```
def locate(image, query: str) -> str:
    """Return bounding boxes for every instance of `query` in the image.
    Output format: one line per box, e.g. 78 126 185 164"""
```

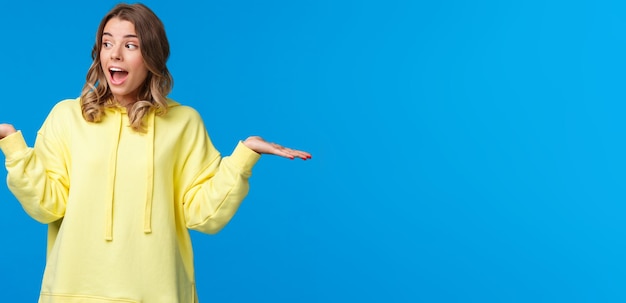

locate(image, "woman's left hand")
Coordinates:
243 136 312 160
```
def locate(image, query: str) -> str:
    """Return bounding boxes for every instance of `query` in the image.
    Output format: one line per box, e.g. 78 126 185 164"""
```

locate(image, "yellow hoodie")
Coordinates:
0 98 260 303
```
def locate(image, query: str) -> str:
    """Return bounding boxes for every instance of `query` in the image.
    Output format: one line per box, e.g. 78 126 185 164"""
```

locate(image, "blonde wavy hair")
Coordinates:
80 3 173 132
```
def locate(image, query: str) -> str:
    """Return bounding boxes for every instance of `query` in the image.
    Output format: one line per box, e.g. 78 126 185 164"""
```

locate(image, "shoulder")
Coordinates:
163 98 204 123
53 98 81 110
43 98 83 124
158 99 212 143
48 98 82 117
38 98 82 137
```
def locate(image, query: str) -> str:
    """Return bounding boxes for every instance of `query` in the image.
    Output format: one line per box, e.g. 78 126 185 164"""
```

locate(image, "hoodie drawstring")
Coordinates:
143 111 155 234
104 108 156 240
105 110 123 241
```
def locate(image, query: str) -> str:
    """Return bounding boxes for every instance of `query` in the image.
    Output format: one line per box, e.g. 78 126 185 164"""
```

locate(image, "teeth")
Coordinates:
110 68 123 72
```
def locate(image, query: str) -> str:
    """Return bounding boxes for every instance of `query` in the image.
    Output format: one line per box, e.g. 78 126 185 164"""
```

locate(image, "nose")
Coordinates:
110 45 122 61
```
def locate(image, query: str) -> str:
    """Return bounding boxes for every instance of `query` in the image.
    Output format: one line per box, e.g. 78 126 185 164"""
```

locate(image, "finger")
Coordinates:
281 148 312 160
296 150 312 159
275 149 297 159
281 147 311 158
295 152 312 160
267 143 311 160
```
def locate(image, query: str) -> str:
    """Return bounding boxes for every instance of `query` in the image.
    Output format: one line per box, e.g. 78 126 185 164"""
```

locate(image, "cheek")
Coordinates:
131 55 148 75
136 65 149 81
100 52 109 69
100 48 108 61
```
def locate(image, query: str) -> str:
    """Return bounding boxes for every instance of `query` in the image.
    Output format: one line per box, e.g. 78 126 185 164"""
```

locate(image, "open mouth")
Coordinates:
109 67 129 85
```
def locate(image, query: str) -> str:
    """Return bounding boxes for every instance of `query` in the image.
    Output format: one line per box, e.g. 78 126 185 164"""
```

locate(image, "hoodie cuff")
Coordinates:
0 131 28 160
229 141 261 174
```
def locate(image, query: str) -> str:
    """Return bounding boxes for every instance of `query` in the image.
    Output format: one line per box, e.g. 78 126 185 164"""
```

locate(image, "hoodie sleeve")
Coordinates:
180 113 260 234
0 109 70 224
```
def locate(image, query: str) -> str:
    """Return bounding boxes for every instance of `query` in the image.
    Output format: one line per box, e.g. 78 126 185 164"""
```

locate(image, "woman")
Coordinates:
0 3 310 303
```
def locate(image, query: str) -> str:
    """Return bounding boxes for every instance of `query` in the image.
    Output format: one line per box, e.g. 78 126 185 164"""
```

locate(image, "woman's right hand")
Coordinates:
0 124 16 140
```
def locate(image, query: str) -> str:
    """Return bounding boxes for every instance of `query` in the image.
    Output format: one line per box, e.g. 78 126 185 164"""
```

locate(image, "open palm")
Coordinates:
243 136 311 160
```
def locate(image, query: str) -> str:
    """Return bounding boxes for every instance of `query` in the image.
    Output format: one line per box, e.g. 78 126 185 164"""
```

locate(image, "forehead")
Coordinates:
102 17 137 37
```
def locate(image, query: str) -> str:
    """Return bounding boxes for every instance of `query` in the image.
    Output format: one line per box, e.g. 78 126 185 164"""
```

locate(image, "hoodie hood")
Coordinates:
103 99 180 241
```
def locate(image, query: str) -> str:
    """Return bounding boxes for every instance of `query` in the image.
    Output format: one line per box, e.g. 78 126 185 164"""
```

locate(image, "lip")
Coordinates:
108 66 128 86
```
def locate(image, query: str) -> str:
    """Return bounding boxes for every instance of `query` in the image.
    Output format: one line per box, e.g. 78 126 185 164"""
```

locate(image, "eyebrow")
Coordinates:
102 32 138 39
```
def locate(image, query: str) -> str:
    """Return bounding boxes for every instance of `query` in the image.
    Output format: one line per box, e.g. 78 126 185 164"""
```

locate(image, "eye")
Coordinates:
102 42 113 48
126 43 138 50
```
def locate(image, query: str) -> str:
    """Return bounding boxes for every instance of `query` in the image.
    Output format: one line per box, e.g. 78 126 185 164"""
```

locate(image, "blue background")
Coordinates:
1 0 625 302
